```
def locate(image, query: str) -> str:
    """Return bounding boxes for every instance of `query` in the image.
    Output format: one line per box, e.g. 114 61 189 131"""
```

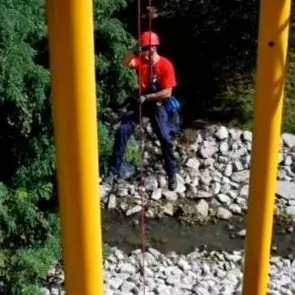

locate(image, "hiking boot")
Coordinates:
168 174 177 191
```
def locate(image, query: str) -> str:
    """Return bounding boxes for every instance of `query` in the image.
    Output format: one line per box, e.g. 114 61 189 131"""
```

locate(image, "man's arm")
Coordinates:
146 88 172 101
122 48 141 68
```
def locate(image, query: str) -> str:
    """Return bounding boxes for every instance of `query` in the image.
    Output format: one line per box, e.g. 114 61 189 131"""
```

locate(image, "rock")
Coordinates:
212 182 221 194
277 181 295 200
163 191 178 201
229 204 242 214
199 169 212 186
178 258 191 272
117 185 129 197
231 171 249 183
163 203 174 216
242 130 252 142
151 188 162 200
175 174 186 194
40 288 50 295
284 155 292 166
114 248 125 260
240 185 249 198
197 191 213 199
286 206 295 216
192 286 211 295
219 142 229 154
154 285 171 295
185 158 200 171
217 207 232 220
199 145 218 159
215 126 229 140
237 229 246 237
158 175 167 188
196 200 209 218
217 194 231 205
126 205 142 216
109 277 123 290
224 164 233 177
119 263 136 274
144 176 158 191
101 184 112 200
108 194 117 209
233 161 243 171
282 133 295 147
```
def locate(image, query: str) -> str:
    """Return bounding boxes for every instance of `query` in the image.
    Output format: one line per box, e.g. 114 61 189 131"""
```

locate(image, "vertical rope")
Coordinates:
138 2 154 294
137 0 146 294
148 1 153 85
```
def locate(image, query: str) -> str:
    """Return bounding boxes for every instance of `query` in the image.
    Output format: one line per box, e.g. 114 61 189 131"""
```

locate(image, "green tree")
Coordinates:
0 0 137 292
0 0 61 293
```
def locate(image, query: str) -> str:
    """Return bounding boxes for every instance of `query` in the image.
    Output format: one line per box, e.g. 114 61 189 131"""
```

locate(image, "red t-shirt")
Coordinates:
132 56 177 92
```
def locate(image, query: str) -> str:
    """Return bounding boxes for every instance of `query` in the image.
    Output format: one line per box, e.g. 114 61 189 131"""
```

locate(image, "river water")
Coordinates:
101 210 295 257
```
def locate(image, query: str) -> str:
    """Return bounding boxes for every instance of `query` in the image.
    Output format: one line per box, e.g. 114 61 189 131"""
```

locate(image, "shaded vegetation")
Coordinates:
0 0 294 293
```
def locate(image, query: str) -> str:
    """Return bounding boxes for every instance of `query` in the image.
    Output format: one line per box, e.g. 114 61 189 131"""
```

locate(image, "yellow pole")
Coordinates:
242 0 291 295
46 0 104 294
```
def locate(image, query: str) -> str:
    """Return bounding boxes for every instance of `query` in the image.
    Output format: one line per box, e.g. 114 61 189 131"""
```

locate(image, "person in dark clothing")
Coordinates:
105 31 179 191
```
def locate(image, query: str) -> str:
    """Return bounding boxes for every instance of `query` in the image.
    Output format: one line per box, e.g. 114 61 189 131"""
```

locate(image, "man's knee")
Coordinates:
114 121 136 148
116 122 133 137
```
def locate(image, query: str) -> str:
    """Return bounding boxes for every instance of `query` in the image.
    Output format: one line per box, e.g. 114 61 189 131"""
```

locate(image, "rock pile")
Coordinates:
43 247 295 295
101 120 295 221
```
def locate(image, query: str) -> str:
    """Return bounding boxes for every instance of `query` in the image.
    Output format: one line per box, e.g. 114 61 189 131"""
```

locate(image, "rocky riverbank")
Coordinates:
43 246 295 295
100 122 295 224
41 122 295 295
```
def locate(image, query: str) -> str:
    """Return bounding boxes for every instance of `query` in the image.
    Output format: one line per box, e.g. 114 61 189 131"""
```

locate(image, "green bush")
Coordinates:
0 0 136 292
1 0 295 293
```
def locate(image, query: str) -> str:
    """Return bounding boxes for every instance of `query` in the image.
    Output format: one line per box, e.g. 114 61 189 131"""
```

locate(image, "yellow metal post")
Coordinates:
242 0 291 295
46 0 104 294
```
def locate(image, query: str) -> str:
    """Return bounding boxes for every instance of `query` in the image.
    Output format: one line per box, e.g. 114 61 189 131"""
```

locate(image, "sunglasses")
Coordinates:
141 46 152 51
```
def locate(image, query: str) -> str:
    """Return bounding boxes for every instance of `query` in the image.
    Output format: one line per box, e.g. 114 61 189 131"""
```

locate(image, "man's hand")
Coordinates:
138 95 149 104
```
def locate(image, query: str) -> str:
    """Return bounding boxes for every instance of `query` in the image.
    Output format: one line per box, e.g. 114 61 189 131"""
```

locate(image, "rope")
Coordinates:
137 1 154 294
137 0 146 294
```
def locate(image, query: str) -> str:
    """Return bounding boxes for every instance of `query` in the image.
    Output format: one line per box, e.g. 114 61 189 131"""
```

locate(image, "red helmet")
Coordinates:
140 31 160 46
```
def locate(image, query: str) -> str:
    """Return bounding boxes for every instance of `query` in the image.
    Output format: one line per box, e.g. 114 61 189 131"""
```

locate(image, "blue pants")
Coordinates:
109 101 177 177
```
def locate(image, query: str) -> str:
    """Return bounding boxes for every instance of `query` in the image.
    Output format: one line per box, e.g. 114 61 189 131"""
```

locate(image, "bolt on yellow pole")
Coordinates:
46 0 104 294
242 0 291 295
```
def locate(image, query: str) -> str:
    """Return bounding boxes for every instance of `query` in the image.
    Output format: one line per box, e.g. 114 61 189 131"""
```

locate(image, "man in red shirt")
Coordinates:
106 31 179 191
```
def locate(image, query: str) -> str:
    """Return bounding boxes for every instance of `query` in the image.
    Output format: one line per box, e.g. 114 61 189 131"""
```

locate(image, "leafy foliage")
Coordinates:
1 0 295 293
0 0 60 293
0 0 137 292
94 0 138 109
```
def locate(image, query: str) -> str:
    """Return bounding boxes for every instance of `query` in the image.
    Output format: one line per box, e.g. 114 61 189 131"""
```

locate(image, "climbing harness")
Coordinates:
149 64 182 135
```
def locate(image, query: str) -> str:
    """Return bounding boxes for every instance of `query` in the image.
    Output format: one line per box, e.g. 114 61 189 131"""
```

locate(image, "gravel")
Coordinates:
43 247 295 295
42 121 295 294
100 122 295 222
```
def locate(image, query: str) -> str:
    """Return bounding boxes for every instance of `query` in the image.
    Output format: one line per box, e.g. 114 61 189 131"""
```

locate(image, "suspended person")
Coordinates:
105 31 181 191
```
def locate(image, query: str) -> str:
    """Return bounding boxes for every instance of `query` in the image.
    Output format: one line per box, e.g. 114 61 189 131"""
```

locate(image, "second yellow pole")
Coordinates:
242 0 291 294
47 0 104 294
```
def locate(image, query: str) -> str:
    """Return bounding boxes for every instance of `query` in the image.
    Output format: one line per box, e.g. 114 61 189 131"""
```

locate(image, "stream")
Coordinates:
101 210 295 257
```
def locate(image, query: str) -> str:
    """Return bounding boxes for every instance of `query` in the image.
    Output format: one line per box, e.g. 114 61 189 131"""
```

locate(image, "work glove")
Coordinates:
138 95 149 104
